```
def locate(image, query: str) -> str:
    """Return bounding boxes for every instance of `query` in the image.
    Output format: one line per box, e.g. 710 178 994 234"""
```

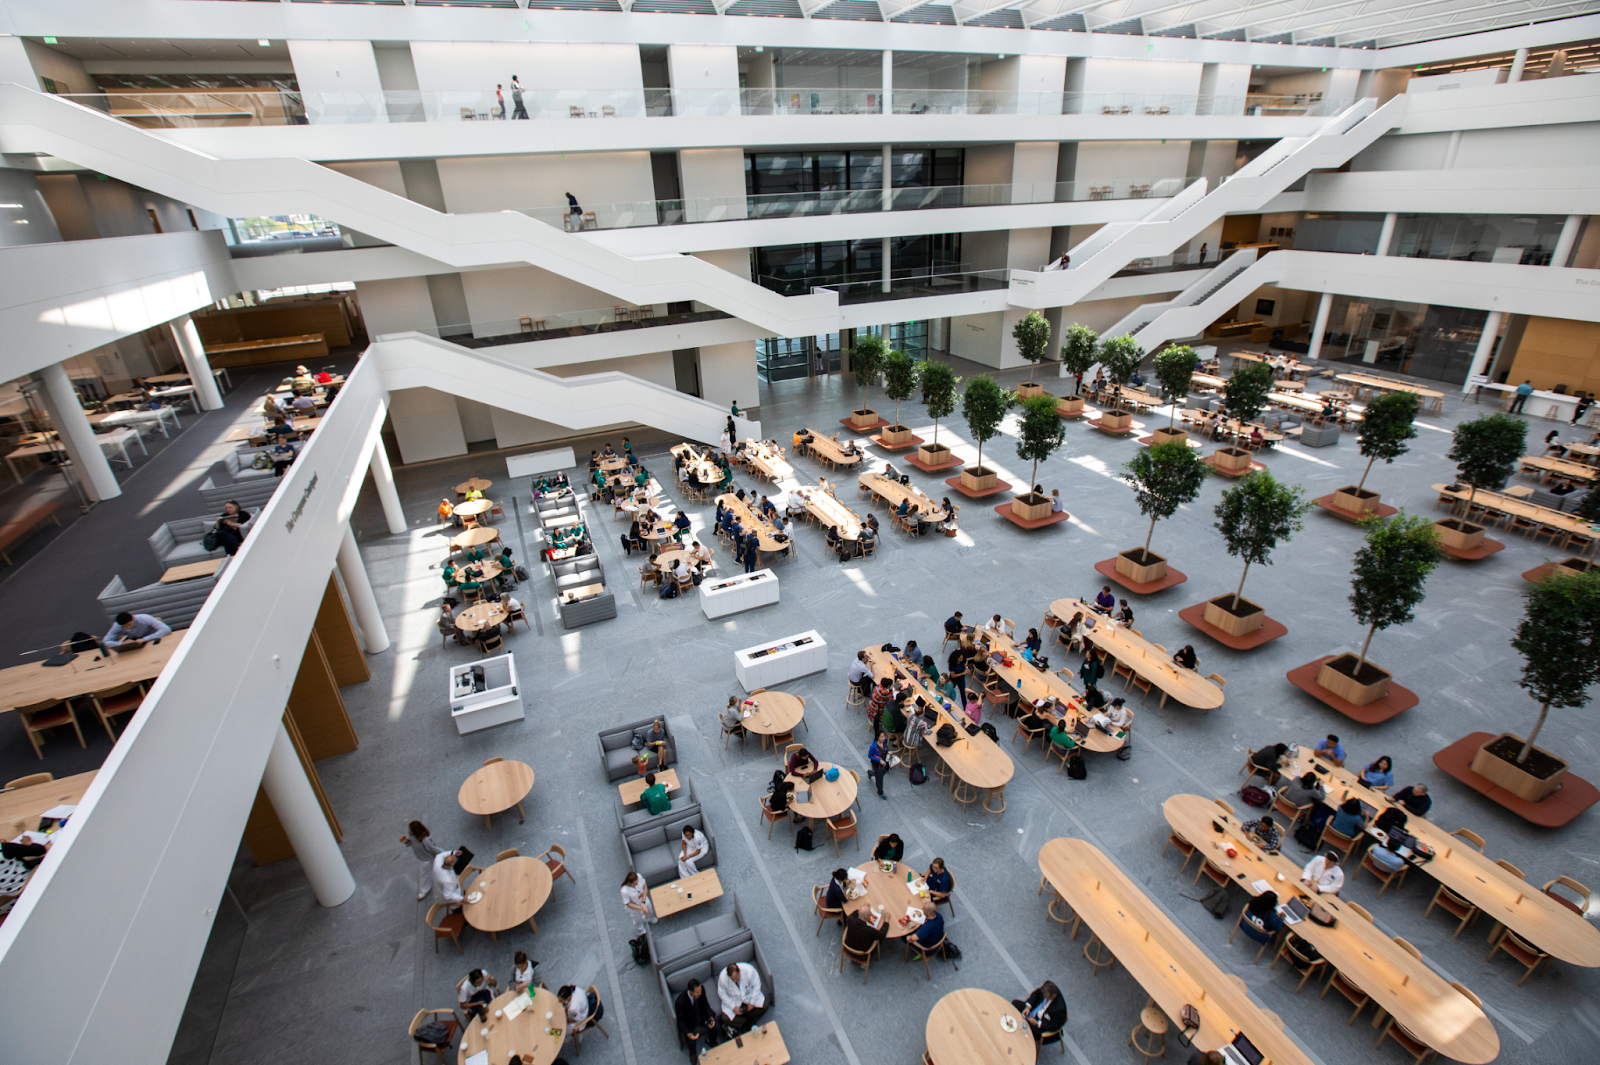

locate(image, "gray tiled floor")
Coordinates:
203 362 1599 1065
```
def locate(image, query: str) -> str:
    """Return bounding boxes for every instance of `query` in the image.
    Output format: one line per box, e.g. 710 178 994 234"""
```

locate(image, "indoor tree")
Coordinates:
918 360 960 448
1059 323 1099 395
881 349 918 430
1346 511 1442 679
1097 334 1144 411
1446 412 1527 513
961 375 1014 474
1213 470 1312 610
1509 569 1600 763
1153 345 1197 429
1016 393 1068 494
849 333 888 416
1012 311 1052 389
1122 440 1209 558
1352 391 1420 492
1222 361 1274 426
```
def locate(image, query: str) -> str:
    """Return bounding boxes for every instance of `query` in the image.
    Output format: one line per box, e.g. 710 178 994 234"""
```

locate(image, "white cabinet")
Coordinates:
449 653 524 735
734 630 827 692
700 569 779 619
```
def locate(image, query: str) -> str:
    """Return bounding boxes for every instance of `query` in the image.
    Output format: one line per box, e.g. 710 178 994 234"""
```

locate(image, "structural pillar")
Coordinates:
882 143 893 293
167 315 225 411
1442 130 1462 169
1551 214 1582 268
1464 310 1504 393
336 525 390 654
368 440 406 535
261 721 355 907
1509 48 1529 83
1307 292 1334 363
35 362 121 501
1375 212 1397 257
882 50 893 114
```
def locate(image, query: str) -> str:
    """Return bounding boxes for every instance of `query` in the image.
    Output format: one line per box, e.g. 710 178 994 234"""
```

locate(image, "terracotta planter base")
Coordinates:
1056 397 1086 419
1202 454 1264 478
1286 655 1419 724
1137 434 1204 450
906 445 963 473
1524 558 1596 583
1332 486 1382 515
1470 733 1568 803
994 504 1071 530
869 431 924 452
1178 602 1288 650
945 474 1011 499
1093 556 1188 595
1433 732 1600 827
1312 493 1399 523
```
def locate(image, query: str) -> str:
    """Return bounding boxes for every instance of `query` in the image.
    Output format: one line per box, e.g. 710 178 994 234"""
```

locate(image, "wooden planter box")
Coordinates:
1116 548 1167 584
1203 595 1265 636
1434 518 1485 551
1017 382 1045 399
880 424 915 446
1099 409 1133 431
961 466 999 491
1317 653 1391 707
1470 733 1569 803
1213 446 1253 471
1559 558 1595 575
917 443 954 467
849 408 880 429
1012 492 1052 521
1056 395 1084 416
1152 426 1188 446
1332 485 1381 514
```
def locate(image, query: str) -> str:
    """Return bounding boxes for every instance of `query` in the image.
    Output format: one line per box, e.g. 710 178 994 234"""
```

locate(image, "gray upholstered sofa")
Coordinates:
616 777 698 833
98 559 230 629
623 809 716 884
598 717 678 781
554 556 604 591
648 893 751 973
197 448 279 508
657 914 774 1039
1529 486 1590 512
148 516 249 568
1297 421 1341 448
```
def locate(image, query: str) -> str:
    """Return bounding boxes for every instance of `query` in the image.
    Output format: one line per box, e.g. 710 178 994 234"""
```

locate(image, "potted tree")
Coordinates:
1012 311 1052 398
1204 470 1311 637
1317 511 1441 706
1211 361 1274 473
913 360 961 471
1439 412 1525 554
877 349 919 447
1469 569 1600 801
1093 334 1143 433
1117 440 1208 584
1012 394 1067 520
1151 345 1196 446
1056 323 1098 417
1333 391 1418 515
957 375 1014 494
846 333 887 429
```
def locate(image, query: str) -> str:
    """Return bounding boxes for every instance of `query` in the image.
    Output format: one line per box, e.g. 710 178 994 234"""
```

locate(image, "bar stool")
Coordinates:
1046 894 1081 938
845 683 866 708
1129 1002 1169 1060
931 754 953 786
952 779 979 811
982 785 1006 821
1082 933 1116 975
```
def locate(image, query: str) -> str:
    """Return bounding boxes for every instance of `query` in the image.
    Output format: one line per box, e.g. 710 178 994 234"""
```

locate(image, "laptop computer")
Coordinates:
1219 1032 1264 1065
803 768 826 785
1072 720 1091 739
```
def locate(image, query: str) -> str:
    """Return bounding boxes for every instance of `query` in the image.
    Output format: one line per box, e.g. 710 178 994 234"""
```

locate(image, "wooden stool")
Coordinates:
1047 894 1082 938
845 684 866 707
1083 934 1116 975
983 785 1006 820
952 779 979 811
931 756 953 786
1129 1005 1169 1059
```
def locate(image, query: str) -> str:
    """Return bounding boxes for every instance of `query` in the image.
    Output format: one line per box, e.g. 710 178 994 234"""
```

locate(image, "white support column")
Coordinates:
1509 48 1529 83
1442 130 1462 169
882 143 893 293
337 525 390 654
260 721 355 907
1551 214 1582 268
1464 310 1504 393
35 362 121 501
882 50 893 114
167 315 224 411
1376 212 1397 257
369 440 406 536
1307 292 1334 363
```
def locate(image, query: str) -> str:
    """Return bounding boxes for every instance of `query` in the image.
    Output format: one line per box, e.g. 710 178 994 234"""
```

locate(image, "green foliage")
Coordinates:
1016 393 1068 489
849 333 888 412
1348 511 1442 670
1097 335 1144 388
1012 312 1053 379
1059 324 1099 393
1447 413 1527 508
881 349 918 428
961 375 1014 470
1212 470 1312 607
1153 346 1196 428
1574 486 1600 525
1355 392 1421 491
1123 440 1209 553
1222 362 1274 425
1511 569 1600 758
918 360 960 447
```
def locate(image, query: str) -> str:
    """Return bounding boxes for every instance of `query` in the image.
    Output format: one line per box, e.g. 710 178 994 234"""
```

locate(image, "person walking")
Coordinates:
401 820 442 901
1198 242 1208 264
495 83 505 119
565 191 582 231
868 730 890 800
1572 393 1594 426
1510 379 1534 414
621 871 656 936
511 75 529 119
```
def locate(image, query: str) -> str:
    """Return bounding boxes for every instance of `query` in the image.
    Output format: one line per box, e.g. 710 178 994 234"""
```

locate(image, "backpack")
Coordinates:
979 722 999 742
794 826 816 851
412 1020 451 1045
251 452 272 470
629 935 650 966
658 580 678 599
909 764 927 786
515 565 530 581
1066 755 1087 780
935 724 957 747
1293 821 1321 850
1240 785 1272 807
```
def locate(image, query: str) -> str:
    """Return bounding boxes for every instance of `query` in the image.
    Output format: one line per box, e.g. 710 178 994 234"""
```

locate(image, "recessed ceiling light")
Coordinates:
259 39 271 47
43 36 57 45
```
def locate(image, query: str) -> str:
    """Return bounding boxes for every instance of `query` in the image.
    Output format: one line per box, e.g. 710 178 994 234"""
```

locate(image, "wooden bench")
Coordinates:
0 501 62 565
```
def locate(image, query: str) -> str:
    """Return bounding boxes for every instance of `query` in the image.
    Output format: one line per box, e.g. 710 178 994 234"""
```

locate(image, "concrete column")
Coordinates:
336 525 390 654
1307 292 1334 363
1464 310 1504 393
261 721 355 907
1376 212 1397 257
35 362 121 501
1509 48 1529 83
882 50 893 114
368 440 406 535
1442 130 1462 169
882 143 892 294
1551 214 1582 268
167 315 225 411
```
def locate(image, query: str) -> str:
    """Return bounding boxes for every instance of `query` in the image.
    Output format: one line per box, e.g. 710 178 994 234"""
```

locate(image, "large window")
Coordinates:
1317 296 1488 385
745 148 963 195
1391 214 1570 265
756 323 928 382
753 235 962 295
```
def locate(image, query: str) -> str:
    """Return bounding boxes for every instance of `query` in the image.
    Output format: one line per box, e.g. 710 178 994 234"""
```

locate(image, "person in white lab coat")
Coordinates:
1301 851 1345 895
716 961 767 1034
431 847 466 905
678 825 710 878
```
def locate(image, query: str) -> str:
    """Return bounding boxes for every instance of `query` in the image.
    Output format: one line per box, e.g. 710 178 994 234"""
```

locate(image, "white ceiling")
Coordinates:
32 38 293 62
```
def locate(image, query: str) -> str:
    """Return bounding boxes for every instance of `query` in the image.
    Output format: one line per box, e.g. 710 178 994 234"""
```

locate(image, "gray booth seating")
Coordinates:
537 492 580 527
648 893 750 973
197 448 279 508
624 809 716 885
560 589 616 629
1529 486 1590 512
98 559 230 629
1297 421 1341 448
657 922 775 1042
598 718 679 781
554 556 604 591
148 516 252 568
616 778 698 833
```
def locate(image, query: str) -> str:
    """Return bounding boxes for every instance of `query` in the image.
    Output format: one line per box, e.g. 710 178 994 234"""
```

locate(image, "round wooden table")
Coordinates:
460 987 567 1065
458 759 534 829
455 477 492 495
456 601 509 633
741 691 805 750
453 557 503 583
450 527 501 552
454 498 493 518
926 988 1037 1065
653 548 693 572
843 860 926 939
463 855 554 936
598 455 629 472
788 761 857 822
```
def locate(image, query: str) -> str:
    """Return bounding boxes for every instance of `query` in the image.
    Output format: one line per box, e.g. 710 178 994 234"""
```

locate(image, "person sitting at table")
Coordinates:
881 461 898 481
1314 733 1347 767
211 500 251 556
625 519 646 554
1091 697 1131 734
1245 890 1285 935
677 824 710 879
1330 797 1367 838
675 978 721 1063
1248 743 1290 785
104 611 172 650
962 690 983 726
601 442 616 459
909 901 945 958
873 833 905 862
969 647 993 685
1301 850 1345 895
558 984 603 1032
264 416 298 443
671 509 691 537
924 857 954 906
1012 981 1066 1045
269 437 299 477
985 614 1013 637
1391 783 1431 817
902 703 936 759
944 611 969 637
1169 644 1199 671
1094 586 1115 613
758 494 777 519
1282 772 1326 809
1023 628 1043 657
843 906 889 964
1249 426 1266 449
895 498 912 525
762 768 795 817
1373 803 1408 837
926 670 955 705
1078 647 1105 691
508 950 537 995
637 771 673 815
457 566 484 601
1544 430 1565 456
786 746 820 779
1360 755 1395 790
718 961 767 1035
1058 610 1086 650
290 367 316 396
290 393 316 416
1243 814 1281 852
1552 477 1578 496
1115 599 1135 625
437 605 469 646
431 847 468 906
457 969 498 1022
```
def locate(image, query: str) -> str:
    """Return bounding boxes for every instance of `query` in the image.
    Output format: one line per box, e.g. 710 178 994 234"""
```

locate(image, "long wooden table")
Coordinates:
0 633 185 714
1281 746 1600 967
806 433 865 469
859 647 1014 792
859 472 940 516
1270 390 1366 423
1432 484 1596 549
741 440 795 483
925 988 1036 1065
1040 837 1312 1065
795 486 863 540
1335 373 1445 412
716 493 788 563
1050 599 1224 710
1163 795 1499 1064
980 632 1123 753
1520 454 1598 482
0 770 95 836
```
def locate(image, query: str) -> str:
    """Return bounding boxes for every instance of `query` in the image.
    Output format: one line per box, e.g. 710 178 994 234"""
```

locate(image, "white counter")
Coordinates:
449 653 524 734
701 569 779 619
1478 383 1596 425
734 630 827 692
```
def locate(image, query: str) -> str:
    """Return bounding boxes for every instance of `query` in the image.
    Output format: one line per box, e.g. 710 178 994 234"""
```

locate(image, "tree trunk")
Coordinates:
1354 623 1378 676
893 398 900 428
1168 401 1176 430
1232 560 1251 611
1519 703 1550 763
1144 516 1157 553
932 419 939 447
1030 458 1039 491
1356 455 1376 492
976 438 985 471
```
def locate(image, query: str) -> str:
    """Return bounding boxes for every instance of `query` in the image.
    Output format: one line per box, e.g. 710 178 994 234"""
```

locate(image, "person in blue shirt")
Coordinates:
104 612 172 650
867 731 889 799
924 858 953 907
905 641 924 667
742 531 759 572
910 902 945 955
1023 628 1042 656
1246 890 1284 934
1511 379 1534 414
1093 586 1115 613
1314 734 1347 767
673 510 691 536
1329 798 1367 838
1360 756 1395 790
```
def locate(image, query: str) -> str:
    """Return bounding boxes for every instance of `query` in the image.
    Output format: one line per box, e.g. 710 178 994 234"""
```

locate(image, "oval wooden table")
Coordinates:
463 855 554 938
653 547 695 572
460 987 567 1065
859 648 1016 796
449 527 501 554
982 632 1123 754
925 988 1036 1065
787 761 857 824
1049 598 1224 711
741 690 805 752
843 860 926 939
456 601 509 634
454 498 493 519
451 558 503 586
455 477 492 495
458 759 534 829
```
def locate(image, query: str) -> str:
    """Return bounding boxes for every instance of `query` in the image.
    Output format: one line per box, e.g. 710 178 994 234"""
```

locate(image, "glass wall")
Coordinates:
1318 296 1488 384
1391 214 1569 265
753 234 961 295
756 322 927 382
745 147 963 195
1294 212 1385 255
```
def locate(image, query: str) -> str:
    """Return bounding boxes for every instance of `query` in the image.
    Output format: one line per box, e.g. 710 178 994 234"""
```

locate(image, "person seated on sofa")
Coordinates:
213 500 251 556
1551 477 1578 496
104 612 172 650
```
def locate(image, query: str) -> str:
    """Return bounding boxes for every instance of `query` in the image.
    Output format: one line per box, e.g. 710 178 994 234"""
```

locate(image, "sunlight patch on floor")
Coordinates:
841 566 877 598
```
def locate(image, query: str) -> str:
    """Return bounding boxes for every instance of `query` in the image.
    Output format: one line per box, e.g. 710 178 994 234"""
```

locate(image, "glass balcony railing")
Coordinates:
756 266 1008 300
418 306 732 348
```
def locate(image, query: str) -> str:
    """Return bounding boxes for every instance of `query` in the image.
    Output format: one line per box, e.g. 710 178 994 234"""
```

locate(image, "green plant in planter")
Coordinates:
1447 412 1527 513
1153 345 1196 429
1213 470 1312 611
1353 391 1420 492
848 333 888 415
1123 440 1208 556
962 375 1014 473
918 360 960 448
1346 511 1442 678
1509 568 1600 763
1222 362 1274 426
1097 335 1143 409
1012 311 1052 387
1016 394 1067 494
881 349 918 430
1574 486 1600 525
1059 324 1099 395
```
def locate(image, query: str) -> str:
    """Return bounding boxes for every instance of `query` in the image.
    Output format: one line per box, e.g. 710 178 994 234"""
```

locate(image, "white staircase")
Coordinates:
1122 254 1285 351
1010 97 1403 310
1099 249 1263 341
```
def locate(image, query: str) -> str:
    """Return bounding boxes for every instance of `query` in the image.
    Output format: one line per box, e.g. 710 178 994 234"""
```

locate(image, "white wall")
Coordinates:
1262 71 1334 97
1456 123 1600 169
1079 58 1202 98
667 44 740 92
288 40 385 115
456 264 623 334
434 152 656 214
388 385 468 463
951 310 1002 365
679 148 747 217
489 407 580 449
410 41 644 93
1406 69 1507 94
965 144 1014 187
694 341 757 411
1328 68 1360 102
546 350 676 388
1017 55 1068 97
694 246 752 281
323 160 408 198
22 39 91 94
1074 140 1190 190
354 277 437 336
1013 141 1060 189
456 396 497 444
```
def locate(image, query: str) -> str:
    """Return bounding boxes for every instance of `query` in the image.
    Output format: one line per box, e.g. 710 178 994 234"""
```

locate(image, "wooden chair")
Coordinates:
1486 928 1551 985
408 1008 463 1064
722 717 747 750
1161 831 1198 874
570 985 609 1055
4 773 52 789
495 848 520 862
1201 673 1225 714
1543 875 1590 914
1213 798 1235 816
1195 860 1230 889
1047 739 1074 774
478 632 504 656
425 904 465 954
1392 936 1422 960
839 928 879 983
1046 893 1081 938
18 699 84 759
89 682 144 740
1229 904 1277 963
1082 933 1116 975
1320 967 1371 1024
1451 827 1485 851
812 885 842 935
1423 882 1479 935
504 604 529 632
1345 901 1374 922
1270 933 1325 991
758 795 793 839
905 928 946 979
539 843 575 887
1357 851 1409 896
826 811 859 855
1495 858 1525 879
1317 824 1357 861
1373 1015 1435 1065
1272 792 1309 824
1013 715 1048 753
